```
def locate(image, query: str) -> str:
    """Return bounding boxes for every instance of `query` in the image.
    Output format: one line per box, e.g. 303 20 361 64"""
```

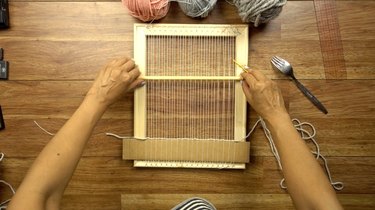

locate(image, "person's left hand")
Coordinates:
86 57 144 108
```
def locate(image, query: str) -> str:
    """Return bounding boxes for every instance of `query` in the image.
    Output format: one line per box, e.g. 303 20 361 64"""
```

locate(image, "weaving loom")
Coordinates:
123 24 249 169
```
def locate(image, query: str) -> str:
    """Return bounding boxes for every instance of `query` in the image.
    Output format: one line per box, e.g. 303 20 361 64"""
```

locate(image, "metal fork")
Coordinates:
271 56 328 114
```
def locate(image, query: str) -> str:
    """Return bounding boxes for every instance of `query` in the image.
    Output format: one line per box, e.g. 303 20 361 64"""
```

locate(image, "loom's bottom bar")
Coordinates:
134 160 245 169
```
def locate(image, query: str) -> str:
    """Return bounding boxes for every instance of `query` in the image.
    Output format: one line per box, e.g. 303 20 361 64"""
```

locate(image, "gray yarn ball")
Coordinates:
233 0 287 27
178 0 218 18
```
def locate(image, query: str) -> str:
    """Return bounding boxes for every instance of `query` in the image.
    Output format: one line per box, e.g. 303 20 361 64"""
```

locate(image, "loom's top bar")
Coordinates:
134 24 248 37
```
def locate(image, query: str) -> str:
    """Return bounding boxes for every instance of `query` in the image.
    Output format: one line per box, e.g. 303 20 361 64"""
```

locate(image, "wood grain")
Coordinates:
62 194 120 210
0 81 134 119
0 40 132 80
288 80 375 118
1 0 375 209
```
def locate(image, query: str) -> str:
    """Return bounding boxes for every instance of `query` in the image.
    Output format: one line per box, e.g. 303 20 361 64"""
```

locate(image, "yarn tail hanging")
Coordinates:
0 153 16 209
232 0 287 27
122 0 171 22
246 118 344 191
177 0 218 18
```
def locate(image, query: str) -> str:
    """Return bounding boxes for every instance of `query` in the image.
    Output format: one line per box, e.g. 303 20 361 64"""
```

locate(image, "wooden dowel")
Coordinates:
140 76 242 80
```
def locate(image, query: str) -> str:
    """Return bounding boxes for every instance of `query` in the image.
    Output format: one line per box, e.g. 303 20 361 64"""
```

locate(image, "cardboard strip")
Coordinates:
123 139 250 163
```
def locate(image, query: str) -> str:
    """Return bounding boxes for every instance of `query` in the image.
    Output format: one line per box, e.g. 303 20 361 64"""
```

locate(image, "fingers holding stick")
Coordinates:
241 72 257 88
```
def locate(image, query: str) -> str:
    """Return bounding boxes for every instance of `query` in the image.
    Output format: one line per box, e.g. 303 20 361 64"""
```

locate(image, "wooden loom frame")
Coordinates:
124 24 249 169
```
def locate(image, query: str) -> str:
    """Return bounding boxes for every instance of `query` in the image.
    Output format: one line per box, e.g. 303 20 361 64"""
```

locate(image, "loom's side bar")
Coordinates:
125 25 147 159
234 26 248 142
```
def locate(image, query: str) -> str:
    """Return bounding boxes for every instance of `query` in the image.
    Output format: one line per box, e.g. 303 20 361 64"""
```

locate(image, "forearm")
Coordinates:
9 96 107 207
265 114 342 210
8 57 142 210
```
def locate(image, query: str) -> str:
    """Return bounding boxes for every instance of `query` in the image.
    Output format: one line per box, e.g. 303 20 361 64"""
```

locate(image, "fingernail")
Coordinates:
140 81 146 86
240 80 243 85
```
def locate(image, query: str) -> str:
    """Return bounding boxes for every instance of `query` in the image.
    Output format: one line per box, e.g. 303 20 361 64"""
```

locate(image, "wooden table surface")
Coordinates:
0 0 374 209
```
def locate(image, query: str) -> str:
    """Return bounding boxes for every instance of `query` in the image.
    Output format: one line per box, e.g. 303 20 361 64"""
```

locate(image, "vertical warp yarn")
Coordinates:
122 0 170 22
233 0 287 27
178 0 217 18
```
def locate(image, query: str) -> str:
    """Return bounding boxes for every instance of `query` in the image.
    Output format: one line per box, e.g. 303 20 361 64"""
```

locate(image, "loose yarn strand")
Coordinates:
0 153 16 210
105 132 147 141
312 151 344 191
243 118 261 139
245 117 344 191
33 120 55 136
259 118 283 170
32 121 154 141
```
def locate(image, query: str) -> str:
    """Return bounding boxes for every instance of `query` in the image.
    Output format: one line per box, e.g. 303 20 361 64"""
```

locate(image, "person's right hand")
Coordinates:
241 70 288 121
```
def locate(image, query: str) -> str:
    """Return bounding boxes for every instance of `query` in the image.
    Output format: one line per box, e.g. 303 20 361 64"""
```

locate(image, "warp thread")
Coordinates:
0 153 16 210
246 117 344 191
232 0 287 27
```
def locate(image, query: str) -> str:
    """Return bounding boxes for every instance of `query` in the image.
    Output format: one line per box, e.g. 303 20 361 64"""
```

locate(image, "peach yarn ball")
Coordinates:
122 0 170 22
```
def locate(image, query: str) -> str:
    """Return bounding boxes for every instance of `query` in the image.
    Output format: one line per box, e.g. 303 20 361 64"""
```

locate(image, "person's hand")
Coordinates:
86 57 144 108
241 70 288 121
